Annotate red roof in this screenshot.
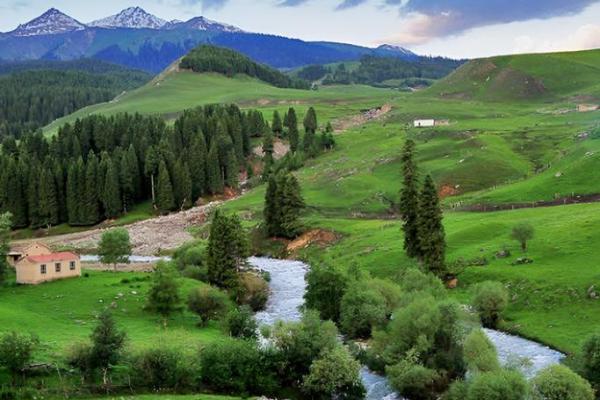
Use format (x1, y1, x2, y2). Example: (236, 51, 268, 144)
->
(26, 252, 79, 263)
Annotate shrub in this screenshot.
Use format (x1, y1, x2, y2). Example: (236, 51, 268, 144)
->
(226, 306, 258, 339)
(340, 283, 387, 338)
(387, 357, 440, 400)
(181, 246, 204, 267)
(237, 272, 269, 311)
(467, 369, 528, 400)
(130, 346, 190, 391)
(511, 222, 534, 252)
(199, 339, 277, 396)
(271, 310, 339, 384)
(582, 332, 600, 388)
(531, 364, 594, 400)
(0, 332, 38, 385)
(463, 329, 500, 373)
(443, 380, 468, 400)
(399, 268, 445, 301)
(65, 342, 93, 379)
(182, 265, 208, 281)
(187, 286, 230, 325)
(302, 346, 365, 400)
(304, 263, 348, 322)
(369, 278, 403, 317)
(472, 281, 509, 328)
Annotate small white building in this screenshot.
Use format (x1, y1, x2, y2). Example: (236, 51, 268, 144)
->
(414, 119, 435, 128)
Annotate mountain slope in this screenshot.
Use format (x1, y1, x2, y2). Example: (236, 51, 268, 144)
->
(0, 8, 423, 73)
(430, 48, 600, 101)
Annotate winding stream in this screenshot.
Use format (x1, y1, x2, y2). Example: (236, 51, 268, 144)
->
(248, 257, 564, 399)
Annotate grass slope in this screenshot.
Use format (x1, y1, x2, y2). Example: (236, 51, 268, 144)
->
(430, 48, 600, 101)
(45, 71, 395, 135)
(0, 270, 226, 361)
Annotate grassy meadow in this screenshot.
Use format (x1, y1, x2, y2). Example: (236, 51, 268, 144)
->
(0, 270, 227, 361)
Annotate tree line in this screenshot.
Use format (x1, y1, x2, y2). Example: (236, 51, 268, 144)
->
(180, 45, 310, 89)
(0, 65, 150, 139)
(0, 104, 276, 229)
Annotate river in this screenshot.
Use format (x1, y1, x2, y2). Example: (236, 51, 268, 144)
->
(248, 257, 564, 400)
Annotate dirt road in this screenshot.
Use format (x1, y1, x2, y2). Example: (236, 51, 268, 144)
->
(14, 201, 222, 256)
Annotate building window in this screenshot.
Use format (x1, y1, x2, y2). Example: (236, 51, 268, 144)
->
(40, 264, 47, 274)
(55, 263, 61, 273)
(70, 261, 76, 270)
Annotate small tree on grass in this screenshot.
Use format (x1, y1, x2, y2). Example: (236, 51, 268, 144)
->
(146, 261, 182, 326)
(0, 212, 12, 284)
(472, 281, 509, 328)
(0, 331, 38, 386)
(98, 228, 131, 272)
(188, 286, 229, 326)
(226, 305, 258, 339)
(90, 310, 126, 386)
(418, 175, 447, 278)
(264, 172, 305, 239)
(511, 222, 534, 252)
(206, 210, 248, 289)
(400, 139, 421, 259)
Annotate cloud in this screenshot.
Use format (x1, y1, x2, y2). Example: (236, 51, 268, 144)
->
(277, 0, 310, 6)
(386, 0, 599, 44)
(335, 0, 368, 10)
(514, 24, 600, 54)
(177, 0, 229, 10)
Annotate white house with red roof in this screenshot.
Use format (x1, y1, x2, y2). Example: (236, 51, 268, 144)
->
(12, 243, 81, 284)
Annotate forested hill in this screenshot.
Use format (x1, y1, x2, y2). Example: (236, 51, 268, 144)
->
(0, 60, 151, 139)
(180, 45, 310, 89)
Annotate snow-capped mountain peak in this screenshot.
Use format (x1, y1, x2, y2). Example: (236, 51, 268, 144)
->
(377, 44, 416, 57)
(169, 16, 243, 33)
(10, 8, 86, 37)
(89, 7, 167, 29)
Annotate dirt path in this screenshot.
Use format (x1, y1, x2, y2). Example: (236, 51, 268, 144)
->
(14, 201, 222, 256)
(332, 103, 392, 133)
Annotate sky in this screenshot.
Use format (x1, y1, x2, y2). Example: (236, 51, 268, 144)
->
(0, 0, 599, 58)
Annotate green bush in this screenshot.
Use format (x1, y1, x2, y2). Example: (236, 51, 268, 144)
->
(226, 306, 258, 339)
(443, 380, 468, 400)
(130, 346, 191, 390)
(302, 346, 365, 400)
(0, 332, 38, 385)
(399, 268, 445, 301)
(581, 332, 600, 388)
(237, 272, 269, 311)
(64, 342, 93, 379)
(472, 281, 509, 328)
(304, 263, 348, 323)
(182, 265, 209, 281)
(467, 369, 528, 400)
(187, 286, 230, 325)
(387, 357, 440, 400)
(199, 339, 278, 396)
(463, 329, 500, 373)
(369, 278, 403, 317)
(340, 283, 387, 338)
(531, 364, 594, 400)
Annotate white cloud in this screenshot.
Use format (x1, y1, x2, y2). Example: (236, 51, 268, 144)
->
(512, 24, 600, 54)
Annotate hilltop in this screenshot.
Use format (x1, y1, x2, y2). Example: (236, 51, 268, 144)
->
(430, 48, 600, 101)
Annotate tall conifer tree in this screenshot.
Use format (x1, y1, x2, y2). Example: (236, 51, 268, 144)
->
(418, 175, 447, 278)
(207, 142, 224, 194)
(400, 139, 421, 259)
(156, 160, 175, 214)
(287, 108, 299, 153)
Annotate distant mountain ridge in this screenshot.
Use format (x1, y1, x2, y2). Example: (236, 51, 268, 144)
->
(0, 7, 424, 73)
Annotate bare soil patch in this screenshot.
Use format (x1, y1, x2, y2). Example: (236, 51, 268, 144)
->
(287, 229, 339, 254)
(333, 104, 392, 132)
(253, 138, 290, 160)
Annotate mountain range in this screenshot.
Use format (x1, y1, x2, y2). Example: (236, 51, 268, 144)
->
(0, 7, 419, 73)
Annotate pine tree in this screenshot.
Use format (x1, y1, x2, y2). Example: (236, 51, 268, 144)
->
(144, 146, 160, 206)
(279, 173, 305, 238)
(38, 164, 59, 228)
(146, 261, 181, 325)
(173, 160, 192, 210)
(83, 153, 101, 225)
(264, 174, 280, 237)
(400, 139, 421, 259)
(418, 175, 446, 278)
(303, 107, 318, 134)
(207, 141, 224, 194)
(287, 108, 299, 153)
(90, 310, 126, 384)
(189, 133, 208, 199)
(102, 158, 122, 219)
(120, 146, 139, 213)
(156, 160, 175, 214)
(262, 131, 275, 179)
(27, 162, 41, 229)
(0, 213, 12, 284)
(66, 162, 79, 225)
(225, 149, 239, 189)
(272, 110, 283, 138)
(206, 210, 248, 289)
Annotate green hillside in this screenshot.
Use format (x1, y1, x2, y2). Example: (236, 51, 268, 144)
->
(430, 48, 600, 101)
(44, 70, 395, 135)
